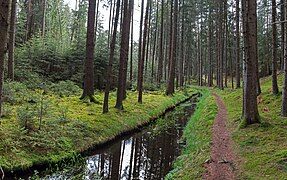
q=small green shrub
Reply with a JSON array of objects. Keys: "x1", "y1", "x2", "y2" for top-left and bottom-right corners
[
  {"x1": 50, "y1": 80, "x2": 81, "y2": 97},
  {"x1": 3, "y1": 81, "x2": 29, "y2": 104},
  {"x1": 16, "y1": 104, "x2": 36, "y2": 130}
]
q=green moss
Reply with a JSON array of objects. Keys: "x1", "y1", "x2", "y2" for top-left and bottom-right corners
[
  {"x1": 216, "y1": 74, "x2": 287, "y2": 179},
  {"x1": 165, "y1": 89, "x2": 217, "y2": 179},
  {"x1": 0, "y1": 86, "x2": 197, "y2": 173}
]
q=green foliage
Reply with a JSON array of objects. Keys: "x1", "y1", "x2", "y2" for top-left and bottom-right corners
[
  {"x1": 166, "y1": 89, "x2": 217, "y2": 179},
  {"x1": 16, "y1": 104, "x2": 36, "y2": 130},
  {"x1": 50, "y1": 81, "x2": 81, "y2": 97},
  {"x1": 3, "y1": 81, "x2": 29, "y2": 104}
]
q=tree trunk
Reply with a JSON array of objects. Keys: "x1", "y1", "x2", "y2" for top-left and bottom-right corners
[
  {"x1": 208, "y1": 5, "x2": 213, "y2": 87},
  {"x1": 26, "y1": 0, "x2": 32, "y2": 41},
  {"x1": 179, "y1": 0, "x2": 184, "y2": 88},
  {"x1": 8, "y1": 0, "x2": 16, "y2": 80},
  {"x1": 242, "y1": 0, "x2": 260, "y2": 125},
  {"x1": 138, "y1": 0, "x2": 150, "y2": 103},
  {"x1": 271, "y1": 0, "x2": 279, "y2": 94},
  {"x1": 129, "y1": 0, "x2": 134, "y2": 83},
  {"x1": 157, "y1": 0, "x2": 164, "y2": 87},
  {"x1": 282, "y1": 0, "x2": 287, "y2": 117},
  {"x1": 0, "y1": 0, "x2": 11, "y2": 116},
  {"x1": 41, "y1": 0, "x2": 47, "y2": 36},
  {"x1": 166, "y1": 0, "x2": 177, "y2": 95},
  {"x1": 122, "y1": 0, "x2": 133, "y2": 99},
  {"x1": 80, "y1": 0, "x2": 96, "y2": 102},
  {"x1": 137, "y1": 0, "x2": 145, "y2": 90},
  {"x1": 236, "y1": 0, "x2": 240, "y2": 88},
  {"x1": 280, "y1": 0, "x2": 285, "y2": 71},
  {"x1": 115, "y1": 0, "x2": 132, "y2": 109},
  {"x1": 151, "y1": 0, "x2": 159, "y2": 84},
  {"x1": 103, "y1": 0, "x2": 121, "y2": 113}
]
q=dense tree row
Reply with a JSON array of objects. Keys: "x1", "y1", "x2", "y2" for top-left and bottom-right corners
[{"x1": 0, "y1": 0, "x2": 287, "y2": 126}]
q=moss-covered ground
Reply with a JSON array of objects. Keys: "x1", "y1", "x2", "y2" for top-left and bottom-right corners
[
  {"x1": 217, "y1": 74, "x2": 287, "y2": 179},
  {"x1": 0, "y1": 83, "x2": 197, "y2": 173},
  {"x1": 166, "y1": 89, "x2": 217, "y2": 179}
]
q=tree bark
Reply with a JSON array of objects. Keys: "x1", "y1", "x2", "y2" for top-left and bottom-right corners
[
  {"x1": 236, "y1": 0, "x2": 240, "y2": 88},
  {"x1": 80, "y1": 0, "x2": 96, "y2": 102},
  {"x1": 41, "y1": 0, "x2": 47, "y2": 36},
  {"x1": 166, "y1": 0, "x2": 177, "y2": 95},
  {"x1": 137, "y1": 0, "x2": 145, "y2": 90},
  {"x1": 280, "y1": 0, "x2": 285, "y2": 71},
  {"x1": 271, "y1": 0, "x2": 279, "y2": 94},
  {"x1": 138, "y1": 0, "x2": 150, "y2": 103},
  {"x1": 103, "y1": 0, "x2": 121, "y2": 113},
  {"x1": 208, "y1": 5, "x2": 213, "y2": 87},
  {"x1": 157, "y1": 0, "x2": 164, "y2": 87},
  {"x1": 26, "y1": 0, "x2": 32, "y2": 41},
  {"x1": 115, "y1": 0, "x2": 132, "y2": 109},
  {"x1": 242, "y1": 0, "x2": 260, "y2": 125},
  {"x1": 8, "y1": 0, "x2": 16, "y2": 80},
  {"x1": 0, "y1": 0, "x2": 11, "y2": 116},
  {"x1": 282, "y1": 0, "x2": 287, "y2": 116}
]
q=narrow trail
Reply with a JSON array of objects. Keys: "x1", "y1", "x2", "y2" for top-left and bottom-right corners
[{"x1": 203, "y1": 93, "x2": 238, "y2": 180}]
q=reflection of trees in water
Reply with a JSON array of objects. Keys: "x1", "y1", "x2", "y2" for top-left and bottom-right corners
[
  {"x1": 40, "y1": 101, "x2": 196, "y2": 180},
  {"x1": 46, "y1": 102, "x2": 194, "y2": 180},
  {"x1": 87, "y1": 122, "x2": 184, "y2": 179}
]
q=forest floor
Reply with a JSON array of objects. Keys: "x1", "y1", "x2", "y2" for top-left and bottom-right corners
[{"x1": 203, "y1": 93, "x2": 238, "y2": 180}]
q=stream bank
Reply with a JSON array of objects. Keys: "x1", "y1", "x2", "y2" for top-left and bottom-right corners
[{"x1": 3, "y1": 89, "x2": 201, "y2": 179}]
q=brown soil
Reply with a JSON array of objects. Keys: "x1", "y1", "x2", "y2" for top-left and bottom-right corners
[{"x1": 203, "y1": 93, "x2": 238, "y2": 180}]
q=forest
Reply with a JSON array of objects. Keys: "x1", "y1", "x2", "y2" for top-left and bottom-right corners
[{"x1": 0, "y1": 0, "x2": 287, "y2": 179}]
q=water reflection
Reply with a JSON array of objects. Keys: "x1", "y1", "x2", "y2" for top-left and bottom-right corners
[{"x1": 42, "y1": 99, "x2": 196, "y2": 180}]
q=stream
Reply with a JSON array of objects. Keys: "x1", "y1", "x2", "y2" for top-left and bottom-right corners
[{"x1": 23, "y1": 95, "x2": 198, "y2": 180}]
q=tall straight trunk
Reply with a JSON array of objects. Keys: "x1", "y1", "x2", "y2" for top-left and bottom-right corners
[
  {"x1": 282, "y1": 0, "x2": 287, "y2": 116},
  {"x1": 272, "y1": 0, "x2": 279, "y2": 94},
  {"x1": 8, "y1": 0, "x2": 16, "y2": 80},
  {"x1": 242, "y1": 0, "x2": 260, "y2": 125},
  {"x1": 138, "y1": 0, "x2": 150, "y2": 103},
  {"x1": 280, "y1": 0, "x2": 285, "y2": 71},
  {"x1": 144, "y1": 2, "x2": 151, "y2": 79},
  {"x1": 115, "y1": 0, "x2": 132, "y2": 109},
  {"x1": 41, "y1": 0, "x2": 47, "y2": 36},
  {"x1": 218, "y1": 1, "x2": 224, "y2": 90},
  {"x1": 0, "y1": 0, "x2": 11, "y2": 116},
  {"x1": 167, "y1": 0, "x2": 173, "y2": 80},
  {"x1": 151, "y1": 0, "x2": 159, "y2": 84},
  {"x1": 236, "y1": 0, "x2": 240, "y2": 88},
  {"x1": 26, "y1": 0, "x2": 32, "y2": 41},
  {"x1": 122, "y1": 0, "x2": 133, "y2": 99},
  {"x1": 137, "y1": 0, "x2": 145, "y2": 90},
  {"x1": 208, "y1": 6, "x2": 213, "y2": 87},
  {"x1": 103, "y1": 0, "x2": 121, "y2": 113},
  {"x1": 224, "y1": 0, "x2": 228, "y2": 88},
  {"x1": 129, "y1": 0, "x2": 134, "y2": 83},
  {"x1": 166, "y1": 0, "x2": 177, "y2": 95},
  {"x1": 157, "y1": 0, "x2": 164, "y2": 86},
  {"x1": 80, "y1": 0, "x2": 96, "y2": 102},
  {"x1": 107, "y1": 0, "x2": 114, "y2": 47},
  {"x1": 179, "y1": 0, "x2": 184, "y2": 87}
]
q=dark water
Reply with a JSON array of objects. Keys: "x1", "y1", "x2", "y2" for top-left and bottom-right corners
[{"x1": 35, "y1": 98, "x2": 197, "y2": 180}]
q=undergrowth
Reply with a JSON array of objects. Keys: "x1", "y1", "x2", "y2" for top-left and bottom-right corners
[
  {"x1": 217, "y1": 74, "x2": 287, "y2": 179},
  {"x1": 0, "y1": 83, "x2": 197, "y2": 174},
  {"x1": 165, "y1": 89, "x2": 217, "y2": 179}
]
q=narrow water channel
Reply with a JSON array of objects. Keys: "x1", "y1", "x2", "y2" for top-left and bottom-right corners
[{"x1": 29, "y1": 96, "x2": 198, "y2": 180}]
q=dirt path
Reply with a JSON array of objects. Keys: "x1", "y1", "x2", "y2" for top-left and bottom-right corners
[{"x1": 203, "y1": 93, "x2": 237, "y2": 180}]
